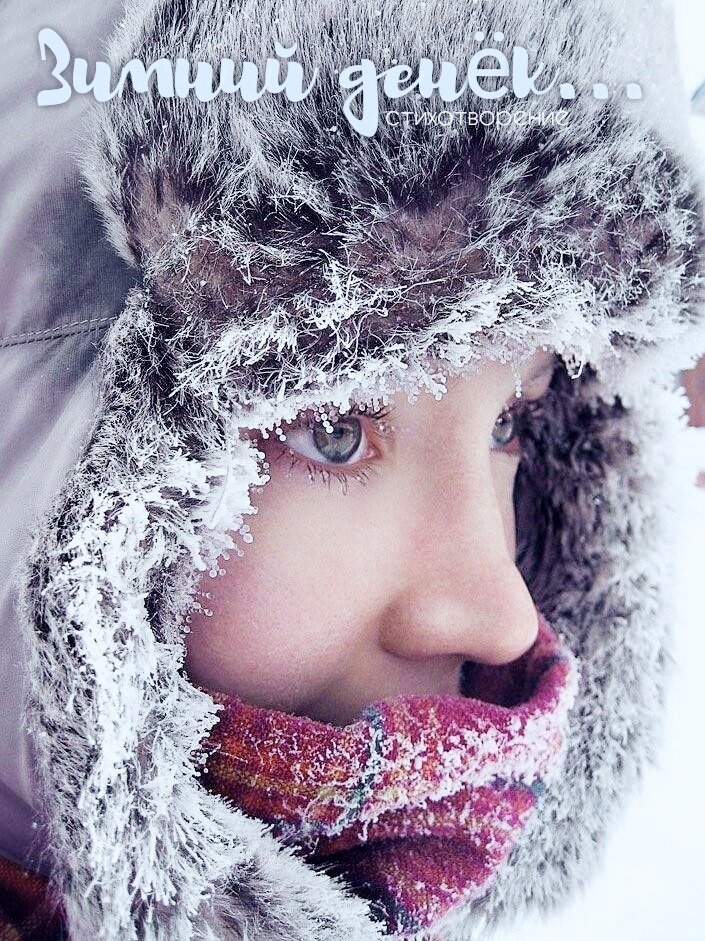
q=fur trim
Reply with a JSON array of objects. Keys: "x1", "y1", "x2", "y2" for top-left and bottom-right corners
[
  {"x1": 21, "y1": 301, "x2": 388, "y2": 941},
  {"x1": 19, "y1": 0, "x2": 705, "y2": 938}
]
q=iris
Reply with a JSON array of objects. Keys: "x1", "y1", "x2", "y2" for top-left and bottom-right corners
[{"x1": 312, "y1": 418, "x2": 363, "y2": 463}]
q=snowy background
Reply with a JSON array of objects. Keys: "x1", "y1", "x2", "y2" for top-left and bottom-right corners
[{"x1": 493, "y1": 4, "x2": 705, "y2": 937}]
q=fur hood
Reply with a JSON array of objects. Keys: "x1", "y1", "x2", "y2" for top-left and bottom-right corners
[{"x1": 16, "y1": 0, "x2": 705, "y2": 938}]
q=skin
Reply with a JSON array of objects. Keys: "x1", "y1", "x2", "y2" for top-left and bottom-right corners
[{"x1": 185, "y1": 349, "x2": 555, "y2": 726}]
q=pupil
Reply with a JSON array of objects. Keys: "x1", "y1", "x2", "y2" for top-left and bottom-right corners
[{"x1": 312, "y1": 418, "x2": 362, "y2": 463}]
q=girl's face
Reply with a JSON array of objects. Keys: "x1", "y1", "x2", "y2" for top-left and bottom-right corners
[{"x1": 185, "y1": 350, "x2": 555, "y2": 726}]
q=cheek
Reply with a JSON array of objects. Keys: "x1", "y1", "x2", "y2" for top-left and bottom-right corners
[
  {"x1": 185, "y1": 555, "x2": 338, "y2": 711},
  {"x1": 492, "y1": 459, "x2": 519, "y2": 559},
  {"x1": 183, "y1": 475, "x2": 376, "y2": 710}
]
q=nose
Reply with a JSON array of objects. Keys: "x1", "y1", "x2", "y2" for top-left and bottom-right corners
[{"x1": 378, "y1": 446, "x2": 539, "y2": 668}]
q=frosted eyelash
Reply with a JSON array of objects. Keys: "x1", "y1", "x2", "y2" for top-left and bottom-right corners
[
  {"x1": 280, "y1": 452, "x2": 381, "y2": 494},
  {"x1": 268, "y1": 402, "x2": 393, "y2": 493},
  {"x1": 298, "y1": 402, "x2": 392, "y2": 430}
]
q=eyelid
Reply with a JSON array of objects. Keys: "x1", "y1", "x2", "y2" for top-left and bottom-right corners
[{"x1": 287, "y1": 404, "x2": 391, "y2": 445}]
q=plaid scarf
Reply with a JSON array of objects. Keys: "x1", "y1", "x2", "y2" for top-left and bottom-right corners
[{"x1": 200, "y1": 612, "x2": 579, "y2": 937}]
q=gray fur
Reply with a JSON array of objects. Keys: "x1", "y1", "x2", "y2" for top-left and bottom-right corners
[{"x1": 19, "y1": 0, "x2": 705, "y2": 939}]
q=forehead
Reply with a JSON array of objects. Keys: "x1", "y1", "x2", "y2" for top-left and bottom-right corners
[
  {"x1": 425, "y1": 348, "x2": 555, "y2": 391},
  {"x1": 361, "y1": 348, "x2": 555, "y2": 428}
]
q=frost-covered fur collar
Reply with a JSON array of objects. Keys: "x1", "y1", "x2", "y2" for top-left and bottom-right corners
[{"x1": 19, "y1": 0, "x2": 705, "y2": 939}]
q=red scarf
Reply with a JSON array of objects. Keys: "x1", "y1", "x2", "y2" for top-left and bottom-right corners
[{"x1": 200, "y1": 612, "x2": 579, "y2": 936}]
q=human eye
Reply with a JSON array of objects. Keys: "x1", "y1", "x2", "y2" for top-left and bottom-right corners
[
  {"x1": 491, "y1": 372, "x2": 555, "y2": 458},
  {"x1": 490, "y1": 404, "x2": 522, "y2": 456},
  {"x1": 263, "y1": 404, "x2": 393, "y2": 491},
  {"x1": 284, "y1": 413, "x2": 370, "y2": 465}
]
